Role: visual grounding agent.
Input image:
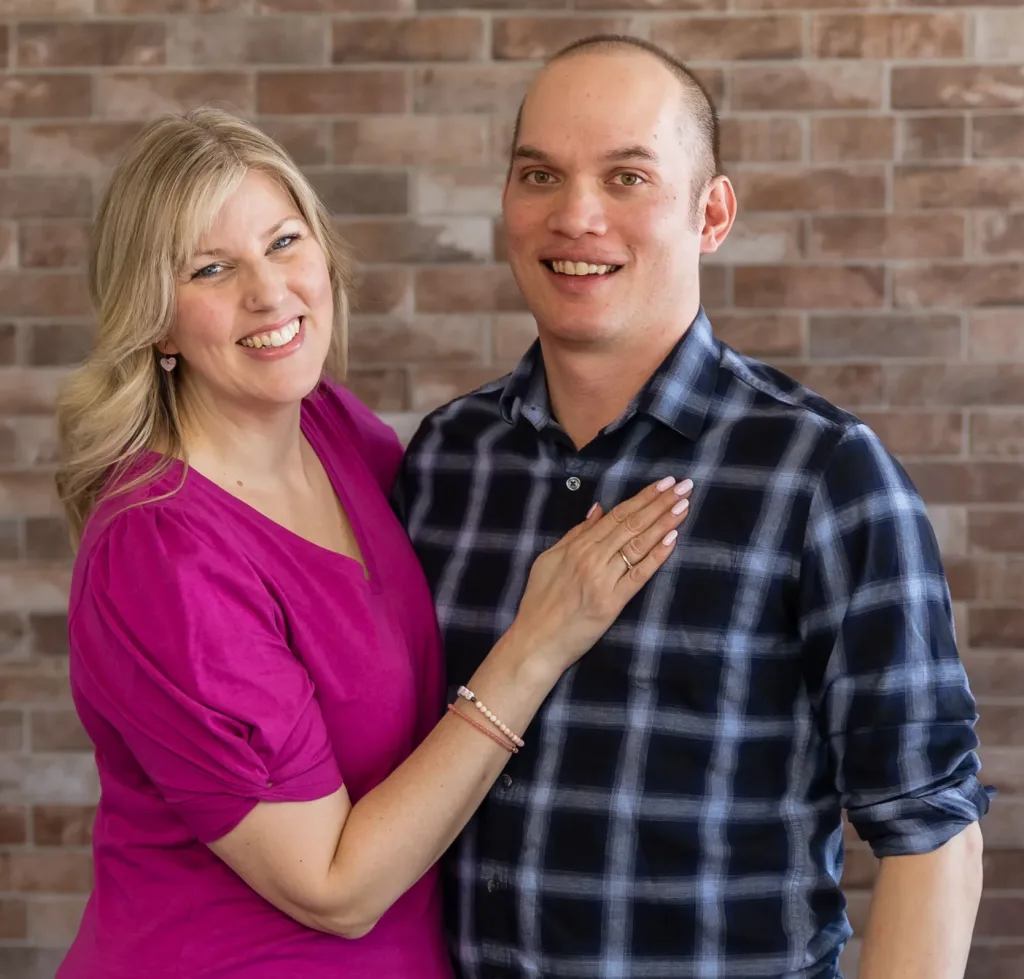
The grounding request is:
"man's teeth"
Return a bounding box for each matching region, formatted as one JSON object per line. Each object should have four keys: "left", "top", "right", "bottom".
{"left": 238, "top": 318, "right": 301, "bottom": 349}
{"left": 550, "top": 260, "right": 618, "bottom": 276}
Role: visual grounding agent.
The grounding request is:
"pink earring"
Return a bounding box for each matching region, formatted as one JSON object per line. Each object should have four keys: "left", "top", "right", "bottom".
{"left": 159, "top": 356, "right": 177, "bottom": 372}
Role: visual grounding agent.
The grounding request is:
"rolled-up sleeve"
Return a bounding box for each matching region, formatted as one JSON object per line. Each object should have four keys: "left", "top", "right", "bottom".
{"left": 799, "top": 424, "right": 993, "bottom": 858}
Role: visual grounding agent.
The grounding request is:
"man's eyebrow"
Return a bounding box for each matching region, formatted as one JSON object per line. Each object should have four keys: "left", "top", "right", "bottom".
{"left": 193, "top": 216, "right": 302, "bottom": 258}
{"left": 510, "top": 145, "right": 661, "bottom": 166}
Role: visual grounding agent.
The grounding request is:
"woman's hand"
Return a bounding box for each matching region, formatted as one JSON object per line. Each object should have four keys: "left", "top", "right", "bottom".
{"left": 512, "top": 476, "right": 693, "bottom": 678}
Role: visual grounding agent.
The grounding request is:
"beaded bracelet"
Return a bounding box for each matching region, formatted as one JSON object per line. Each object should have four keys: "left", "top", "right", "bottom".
{"left": 448, "top": 703, "right": 517, "bottom": 753}
{"left": 457, "top": 686, "right": 526, "bottom": 749}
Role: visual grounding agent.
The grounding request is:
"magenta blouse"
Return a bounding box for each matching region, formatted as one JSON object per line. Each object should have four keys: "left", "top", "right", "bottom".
{"left": 58, "top": 380, "right": 453, "bottom": 979}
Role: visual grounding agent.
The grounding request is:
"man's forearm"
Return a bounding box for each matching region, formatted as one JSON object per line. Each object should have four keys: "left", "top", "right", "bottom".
{"left": 858, "top": 822, "right": 983, "bottom": 979}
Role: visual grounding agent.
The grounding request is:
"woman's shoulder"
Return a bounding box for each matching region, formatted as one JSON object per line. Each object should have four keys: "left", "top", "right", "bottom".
{"left": 303, "top": 376, "right": 405, "bottom": 494}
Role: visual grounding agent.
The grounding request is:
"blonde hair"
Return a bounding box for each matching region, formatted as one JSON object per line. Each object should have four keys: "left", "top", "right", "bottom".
{"left": 55, "top": 106, "right": 353, "bottom": 546}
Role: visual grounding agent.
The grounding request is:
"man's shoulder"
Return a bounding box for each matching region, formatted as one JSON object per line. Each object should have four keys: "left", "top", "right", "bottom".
{"left": 404, "top": 372, "right": 512, "bottom": 460}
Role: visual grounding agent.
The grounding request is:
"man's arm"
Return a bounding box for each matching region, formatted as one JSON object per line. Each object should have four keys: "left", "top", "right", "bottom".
{"left": 798, "top": 423, "right": 993, "bottom": 978}
{"left": 859, "top": 822, "right": 983, "bottom": 979}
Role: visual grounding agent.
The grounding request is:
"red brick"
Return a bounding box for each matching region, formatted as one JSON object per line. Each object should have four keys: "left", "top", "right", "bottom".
{"left": 0, "top": 899, "right": 26, "bottom": 940}
{"left": 30, "top": 710, "right": 90, "bottom": 752}
{"left": 0, "top": 124, "right": 8, "bottom": 168}
{"left": 29, "top": 614, "right": 69, "bottom": 657}
{"left": 96, "top": 71, "right": 252, "bottom": 120}
{"left": 0, "top": 806, "right": 26, "bottom": 845}
{"left": 785, "top": 364, "right": 885, "bottom": 408}
{"left": 415, "top": 64, "right": 534, "bottom": 114}
{"left": 0, "top": 323, "right": 15, "bottom": 364}
{"left": 0, "top": 667, "right": 73, "bottom": 709}
{"left": 28, "top": 324, "right": 95, "bottom": 366}
{"left": 900, "top": 115, "right": 966, "bottom": 162}
{"left": 894, "top": 263, "right": 1024, "bottom": 308}
{"left": 28, "top": 895, "right": 89, "bottom": 944}
{"left": 978, "top": 708, "right": 1024, "bottom": 747}
{"left": 32, "top": 805, "right": 95, "bottom": 847}
{"left": 973, "top": 114, "right": 1024, "bottom": 159}
{"left": 892, "top": 66, "right": 1024, "bottom": 111}
{"left": 904, "top": 462, "right": 1024, "bottom": 504}
{"left": 411, "top": 366, "right": 502, "bottom": 412}
{"left": 976, "top": 895, "right": 1024, "bottom": 939}
{"left": 715, "top": 314, "right": 807, "bottom": 358}
{"left": 707, "top": 214, "right": 803, "bottom": 265}
{"left": 576, "top": 0, "right": 723, "bottom": 8}
{"left": 858, "top": 411, "right": 963, "bottom": 457}
{"left": 0, "top": 709, "right": 22, "bottom": 750}
{"left": 976, "top": 213, "right": 1024, "bottom": 258}
{"left": 720, "top": 117, "right": 803, "bottom": 164}
{"left": 0, "top": 176, "right": 91, "bottom": 218}
{"left": 259, "top": 0, "right": 413, "bottom": 10}
{"left": 352, "top": 267, "right": 411, "bottom": 316}
{"left": 976, "top": 10, "right": 1024, "bottom": 60}
{"left": 493, "top": 17, "right": 633, "bottom": 60}
{"left": 887, "top": 364, "right": 1024, "bottom": 407}
{"left": 653, "top": 15, "right": 802, "bottom": 60}
{"left": 351, "top": 314, "right": 486, "bottom": 366}
{"left": 970, "top": 511, "right": 1024, "bottom": 553}
{"left": 335, "top": 16, "right": 483, "bottom": 62}
{"left": 0, "top": 74, "right": 92, "bottom": 118}
{"left": 971, "top": 412, "right": 1024, "bottom": 458}
{"left": 0, "top": 850, "right": 93, "bottom": 893}
{"left": 169, "top": 15, "right": 324, "bottom": 65}
{"left": 0, "top": 473, "right": 63, "bottom": 519}
{"left": 0, "top": 222, "right": 14, "bottom": 269}
{"left": 0, "top": 611, "right": 26, "bottom": 653}
{"left": 335, "top": 116, "right": 490, "bottom": 167}
{"left": 734, "top": 167, "right": 886, "bottom": 212}
{"left": 700, "top": 266, "right": 730, "bottom": 308}
{"left": 307, "top": 171, "right": 407, "bottom": 216}
{"left": 971, "top": 608, "right": 1024, "bottom": 650}
{"left": 975, "top": 557, "right": 1024, "bottom": 604}
{"left": 731, "top": 64, "right": 882, "bottom": 110}
{"left": 257, "top": 70, "right": 407, "bottom": 115}
{"left": 0, "top": 26, "right": 6, "bottom": 70}
{"left": 840, "top": 848, "right": 878, "bottom": 888}
{"left": 735, "top": 266, "right": 884, "bottom": 309}
{"left": 0, "top": 274, "right": 89, "bottom": 317}
{"left": 345, "top": 369, "right": 407, "bottom": 411}
{"left": 813, "top": 13, "right": 963, "bottom": 58}
{"left": 25, "top": 518, "right": 73, "bottom": 561}
{"left": 12, "top": 123, "right": 141, "bottom": 174}
{"left": 16, "top": 21, "right": 166, "bottom": 67}
{"left": 418, "top": 0, "right": 561, "bottom": 8}
{"left": 810, "top": 215, "right": 964, "bottom": 260}
{"left": 811, "top": 116, "right": 893, "bottom": 162}
{"left": 416, "top": 168, "right": 503, "bottom": 217}
{"left": 257, "top": 120, "right": 329, "bottom": 167}
{"left": 416, "top": 266, "right": 525, "bottom": 313}
{"left": 895, "top": 164, "right": 1024, "bottom": 209}
{"left": 98, "top": 0, "right": 190, "bottom": 10}
{"left": 810, "top": 314, "right": 961, "bottom": 359}
{"left": 19, "top": 221, "right": 90, "bottom": 269}
{"left": 338, "top": 218, "right": 490, "bottom": 265}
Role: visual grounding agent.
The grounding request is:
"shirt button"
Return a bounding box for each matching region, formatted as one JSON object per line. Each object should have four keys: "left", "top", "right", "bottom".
{"left": 501, "top": 774, "right": 513, "bottom": 789}
{"left": 565, "top": 476, "right": 581, "bottom": 491}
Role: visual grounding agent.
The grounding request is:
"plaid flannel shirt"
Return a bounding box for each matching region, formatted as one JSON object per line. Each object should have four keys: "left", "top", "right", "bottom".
{"left": 393, "top": 308, "right": 991, "bottom": 979}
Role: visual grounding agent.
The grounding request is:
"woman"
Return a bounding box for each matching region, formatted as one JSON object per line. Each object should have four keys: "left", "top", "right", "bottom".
{"left": 54, "top": 107, "right": 693, "bottom": 978}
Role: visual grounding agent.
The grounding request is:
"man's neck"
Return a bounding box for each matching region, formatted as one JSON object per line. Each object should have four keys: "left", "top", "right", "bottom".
{"left": 540, "top": 310, "right": 698, "bottom": 450}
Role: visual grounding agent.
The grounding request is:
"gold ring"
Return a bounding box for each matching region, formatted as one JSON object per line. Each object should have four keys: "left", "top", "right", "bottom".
{"left": 619, "top": 550, "right": 634, "bottom": 572}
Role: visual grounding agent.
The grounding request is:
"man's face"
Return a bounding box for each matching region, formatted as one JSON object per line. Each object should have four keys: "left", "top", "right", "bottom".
{"left": 503, "top": 50, "right": 711, "bottom": 349}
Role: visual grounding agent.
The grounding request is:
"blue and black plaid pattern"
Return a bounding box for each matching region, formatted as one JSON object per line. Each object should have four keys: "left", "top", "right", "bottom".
{"left": 394, "top": 309, "right": 991, "bottom": 979}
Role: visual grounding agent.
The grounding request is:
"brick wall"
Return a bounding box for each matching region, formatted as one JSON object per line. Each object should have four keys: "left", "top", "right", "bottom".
{"left": 0, "top": 1, "right": 1020, "bottom": 976}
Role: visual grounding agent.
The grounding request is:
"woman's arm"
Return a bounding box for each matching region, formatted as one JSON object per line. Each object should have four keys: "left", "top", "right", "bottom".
{"left": 209, "top": 476, "right": 692, "bottom": 937}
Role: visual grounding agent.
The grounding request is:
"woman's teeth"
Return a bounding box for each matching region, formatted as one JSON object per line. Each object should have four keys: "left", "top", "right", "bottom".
{"left": 238, "top": 317, "right": 301, "bottom": 349}
{"left": 549, "top": 260, "right": 620, "bottom": 276}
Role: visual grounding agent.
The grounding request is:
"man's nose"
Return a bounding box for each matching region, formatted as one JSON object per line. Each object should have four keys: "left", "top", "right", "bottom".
{"left": 242, "top": 258, "right": 288, "bottom": 312}
{"left": 546, "top": 181, "right": 609, "bottom": 239}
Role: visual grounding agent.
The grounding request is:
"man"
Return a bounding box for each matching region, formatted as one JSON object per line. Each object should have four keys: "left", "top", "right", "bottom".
{"left": 394, "top": 35, "right": 991, "bottom": 979}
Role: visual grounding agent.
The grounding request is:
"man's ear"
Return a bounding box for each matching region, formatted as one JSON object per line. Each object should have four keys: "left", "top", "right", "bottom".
{"left": 699, "top": 175, "right": 737, "bottom": 256}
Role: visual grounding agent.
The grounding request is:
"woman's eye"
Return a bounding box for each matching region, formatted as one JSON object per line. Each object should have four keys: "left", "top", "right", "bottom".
{"left": 191, "top": 263, "right": 222, "bottom": 280}
{"left": 272, "top": 233, "right": 300, "bottom": 251}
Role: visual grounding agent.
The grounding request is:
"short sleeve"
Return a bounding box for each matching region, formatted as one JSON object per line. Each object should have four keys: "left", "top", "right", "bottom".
{"left": 69, "top": 505, "right": 343, "bottom": 843}
{"left": 799, "top": 424, "right": 993, "bottom": 858}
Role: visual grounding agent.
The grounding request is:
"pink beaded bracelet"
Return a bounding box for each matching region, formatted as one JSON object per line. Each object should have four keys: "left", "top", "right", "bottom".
{"left": 457, "top": 686, "right": 526, "bottom": 749}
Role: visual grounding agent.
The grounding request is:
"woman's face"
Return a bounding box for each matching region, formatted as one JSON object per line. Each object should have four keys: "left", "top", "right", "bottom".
{"left": 163, "top": 171, "right": 335, "bottom": 418}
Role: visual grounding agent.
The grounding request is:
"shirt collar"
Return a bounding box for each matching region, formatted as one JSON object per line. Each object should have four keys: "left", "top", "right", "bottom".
{"left": 497, "top": 307, "right": 720, "bottom": 442}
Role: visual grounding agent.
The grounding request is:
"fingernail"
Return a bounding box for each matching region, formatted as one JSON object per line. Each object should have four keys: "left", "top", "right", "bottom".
{"left": 674, "top": 478, "right": 694, "bottom": 496}
{"left": 656, "top": 476, "right": 676, "bottom": 492}
{"left": 586, "top": 503, "right": 598, "bottom": 519}
{"left": 671, "top": 498, "right": 689, "bottom": 515}
{"left": 662, "top": 530, "right": 678, "bottom": 546}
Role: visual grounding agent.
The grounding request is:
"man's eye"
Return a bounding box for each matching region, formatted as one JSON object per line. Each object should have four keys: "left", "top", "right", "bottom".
{"left": 525, "top": 171, "right": 554, "bottom": 185}
{"left": 617, "top": 173, "right": 644, "bottom": 187}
